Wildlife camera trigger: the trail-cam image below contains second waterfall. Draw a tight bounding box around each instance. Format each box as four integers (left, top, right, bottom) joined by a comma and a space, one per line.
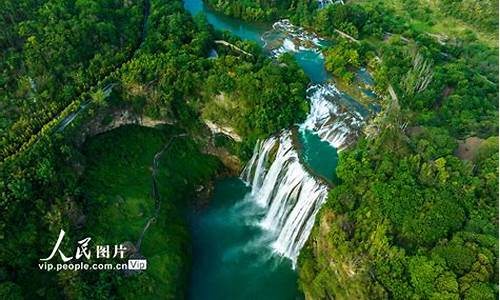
240, 82, 364, 265
241, 131, 328, 265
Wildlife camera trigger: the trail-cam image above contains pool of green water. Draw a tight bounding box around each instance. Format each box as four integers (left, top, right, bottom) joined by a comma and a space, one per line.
183, 0, 266, 44
188, 178, 303, 300
297, 129, 338, 183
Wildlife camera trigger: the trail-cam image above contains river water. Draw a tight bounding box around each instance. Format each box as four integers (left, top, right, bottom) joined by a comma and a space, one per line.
184, 0, 361, 299
189, 178, 302, 300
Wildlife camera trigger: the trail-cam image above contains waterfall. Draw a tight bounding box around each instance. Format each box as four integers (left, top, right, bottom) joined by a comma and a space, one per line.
240, 83, 367, 265
241, 131, 328, 265
241, 137, 278, 192
262, 19, 325, 57
301, 83, 364, 150
241, 19, 369, 269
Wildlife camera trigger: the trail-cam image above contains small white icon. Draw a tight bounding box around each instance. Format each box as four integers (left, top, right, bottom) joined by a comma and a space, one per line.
128, 259, 147, 270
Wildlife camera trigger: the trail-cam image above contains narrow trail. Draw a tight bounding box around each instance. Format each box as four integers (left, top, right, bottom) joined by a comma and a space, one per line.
214, 40, 254, 57
135, 133, 188, 251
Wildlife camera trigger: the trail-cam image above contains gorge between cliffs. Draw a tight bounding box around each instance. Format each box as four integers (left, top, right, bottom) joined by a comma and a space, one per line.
183, 0, 375, 299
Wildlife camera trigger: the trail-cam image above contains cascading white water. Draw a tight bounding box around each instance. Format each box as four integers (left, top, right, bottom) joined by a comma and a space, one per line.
261, 20, 365, 150
261, 19, 324, 57
241, 131, 328, 265
301, 83, 364, 150
241, 137, 278, 193
240, 83, 367, 265
240, 19, 370, 268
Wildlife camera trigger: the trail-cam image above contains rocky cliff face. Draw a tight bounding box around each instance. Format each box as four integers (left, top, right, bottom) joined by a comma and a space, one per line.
75, 107, 174, 146
204, 120, 242, 142
202, 144, 241, 176
201, 120, 242, 176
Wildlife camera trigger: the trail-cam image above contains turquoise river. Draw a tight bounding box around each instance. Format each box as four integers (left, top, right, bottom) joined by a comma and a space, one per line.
183, 0, 364, 299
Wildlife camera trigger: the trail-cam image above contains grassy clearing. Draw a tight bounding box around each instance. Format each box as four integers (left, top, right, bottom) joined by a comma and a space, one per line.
81, 125, 221, 299
354, 0, 498, 48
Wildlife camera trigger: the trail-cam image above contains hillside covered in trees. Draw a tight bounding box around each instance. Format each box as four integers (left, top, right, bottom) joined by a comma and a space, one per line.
202, 0, 498, 299
287, 1, 498, 299
0, 0, 498, 299
0, 0, 310, 298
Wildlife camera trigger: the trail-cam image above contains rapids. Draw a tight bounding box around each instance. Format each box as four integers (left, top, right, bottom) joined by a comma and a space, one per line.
183, 0, 373, 298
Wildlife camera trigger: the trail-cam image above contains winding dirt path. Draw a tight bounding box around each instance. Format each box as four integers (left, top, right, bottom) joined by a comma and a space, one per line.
135, 133, 188, 251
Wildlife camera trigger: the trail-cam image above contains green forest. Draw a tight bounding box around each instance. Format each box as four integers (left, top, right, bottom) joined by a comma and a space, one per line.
0, 0, 309, 297
274, 1, 497, 299
0, 0, 498, 299
205, 1, 498, 298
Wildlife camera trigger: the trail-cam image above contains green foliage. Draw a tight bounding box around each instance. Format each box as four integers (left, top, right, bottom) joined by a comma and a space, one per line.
193, 1, 499, 299
436, 0, 498, 33
315, 4, 366, 38
204, 0, 318, 23
324, 41, 361, 83
0, 0, 312, 297
299, 128, 498, 299
0, 133, 79, 299
0, 282, 23, 300
0, 0, 498, 299
331, 4, 499, 139
0, 0, 145, 160
73, 125, 221, 299
202, 52, 309, 139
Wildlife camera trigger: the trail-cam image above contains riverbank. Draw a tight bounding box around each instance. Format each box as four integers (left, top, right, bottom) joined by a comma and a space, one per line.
181, 1, 367, 299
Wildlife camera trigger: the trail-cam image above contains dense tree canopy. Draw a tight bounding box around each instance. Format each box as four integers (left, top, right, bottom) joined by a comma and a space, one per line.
0, 0, 497, 298
0, 0, 144, 161
204, 0, 318, 23
299, 129, 498, 299
0, 0, 310, 297
295, 2, 498, 300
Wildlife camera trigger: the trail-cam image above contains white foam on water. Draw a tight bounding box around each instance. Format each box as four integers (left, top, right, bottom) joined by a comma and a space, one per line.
301, 83, 364, 150
241, 132, 328, 266
262, 19, 326, 58
241, 20, 368, 268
